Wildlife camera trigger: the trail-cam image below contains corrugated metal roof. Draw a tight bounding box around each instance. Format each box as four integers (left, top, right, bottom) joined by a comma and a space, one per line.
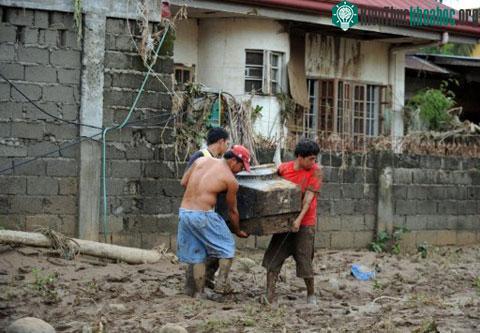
405, 55, 451, 74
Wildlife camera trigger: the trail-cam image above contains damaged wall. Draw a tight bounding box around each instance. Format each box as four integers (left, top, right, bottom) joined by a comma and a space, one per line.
305, 33, 389, 84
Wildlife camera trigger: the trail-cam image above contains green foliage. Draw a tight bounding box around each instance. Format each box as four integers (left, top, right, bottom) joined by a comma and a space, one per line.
251, 104, 263, 124
421, 43, 475, 57
369, 227, 409, 254
473, 276, 480, 294
373, 279, 385, 291
413, 320, 439, 333
406, 87, 455, 131
417, 242, 429, 259
369, 231, 390, 253
31, 268, 60, 304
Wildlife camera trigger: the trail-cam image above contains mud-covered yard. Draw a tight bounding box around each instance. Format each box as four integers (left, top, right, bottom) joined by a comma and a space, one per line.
1, 244, 479, 332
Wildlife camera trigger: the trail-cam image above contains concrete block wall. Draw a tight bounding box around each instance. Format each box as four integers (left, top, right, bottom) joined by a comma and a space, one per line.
0, 7, 81, 236
311, 153, 479, 249
102, 17, 176, 248
315, 153, 378, 249
390, 155, 480, 249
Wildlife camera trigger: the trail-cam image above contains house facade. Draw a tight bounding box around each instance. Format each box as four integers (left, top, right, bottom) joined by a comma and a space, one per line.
171, 0, 480, 148
0, 0, 479, 250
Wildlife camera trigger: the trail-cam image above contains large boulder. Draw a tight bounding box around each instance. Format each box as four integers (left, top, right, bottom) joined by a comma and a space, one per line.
6, 317, 55, 333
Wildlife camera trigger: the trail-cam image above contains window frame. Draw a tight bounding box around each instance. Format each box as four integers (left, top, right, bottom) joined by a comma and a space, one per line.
245, 49, 284, 95
305, 78, 387, 141
174, 64, 195, 90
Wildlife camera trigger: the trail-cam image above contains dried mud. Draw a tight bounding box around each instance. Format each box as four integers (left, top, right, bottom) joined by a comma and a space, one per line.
1, 245, 479, 332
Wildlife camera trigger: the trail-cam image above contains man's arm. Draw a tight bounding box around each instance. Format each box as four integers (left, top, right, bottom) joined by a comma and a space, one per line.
180, 160, 196, 187
291, 190, 315, 232
225, 178, 248, 238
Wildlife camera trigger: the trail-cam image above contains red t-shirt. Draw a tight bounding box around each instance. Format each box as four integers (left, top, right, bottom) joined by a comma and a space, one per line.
278, 161, 322, 227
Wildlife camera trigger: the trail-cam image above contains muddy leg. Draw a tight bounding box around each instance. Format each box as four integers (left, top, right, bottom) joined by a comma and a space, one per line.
184, 264, 196, 296
266, 271, 278, 303
304, 277, 316, 305
214, 258, 233, 294
192, 263, 206, 299
205, 257, 219, 289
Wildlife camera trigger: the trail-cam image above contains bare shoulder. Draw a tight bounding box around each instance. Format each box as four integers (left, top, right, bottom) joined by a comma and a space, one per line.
222, 166, 239, 189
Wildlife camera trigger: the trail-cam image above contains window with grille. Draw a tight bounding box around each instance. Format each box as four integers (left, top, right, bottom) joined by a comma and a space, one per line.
366, 85, 379, 136
245, 50, 284, 94
305, 78, 386, 141
319, 80, 334, 135
304, 79, 317, 138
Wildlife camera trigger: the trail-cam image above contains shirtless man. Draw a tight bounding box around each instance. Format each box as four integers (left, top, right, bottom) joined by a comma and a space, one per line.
177, 145, 251, 298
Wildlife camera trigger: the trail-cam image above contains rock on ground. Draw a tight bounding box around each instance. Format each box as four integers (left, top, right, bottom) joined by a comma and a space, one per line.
6, 317, 55, 333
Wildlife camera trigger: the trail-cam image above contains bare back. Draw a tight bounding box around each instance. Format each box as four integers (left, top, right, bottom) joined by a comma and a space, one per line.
181, 157, 237, 211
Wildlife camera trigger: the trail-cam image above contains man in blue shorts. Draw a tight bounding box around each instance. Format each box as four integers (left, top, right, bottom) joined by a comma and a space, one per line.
185, 127, 229, 291
177, 145, 251, 298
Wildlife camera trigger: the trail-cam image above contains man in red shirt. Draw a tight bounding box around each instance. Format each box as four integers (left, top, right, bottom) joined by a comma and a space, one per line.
262, 138, 322, 305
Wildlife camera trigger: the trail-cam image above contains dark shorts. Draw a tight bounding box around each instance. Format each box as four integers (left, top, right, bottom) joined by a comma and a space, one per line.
261, 226, 315, 278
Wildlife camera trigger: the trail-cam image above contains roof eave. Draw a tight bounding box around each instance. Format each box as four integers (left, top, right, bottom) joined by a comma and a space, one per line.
171, 0, 479, 44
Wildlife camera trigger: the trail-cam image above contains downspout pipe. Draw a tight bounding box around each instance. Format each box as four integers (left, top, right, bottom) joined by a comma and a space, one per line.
388, 32, 449, 152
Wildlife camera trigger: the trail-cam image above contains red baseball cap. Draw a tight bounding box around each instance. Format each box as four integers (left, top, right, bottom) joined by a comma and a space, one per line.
231, 145, 251, 172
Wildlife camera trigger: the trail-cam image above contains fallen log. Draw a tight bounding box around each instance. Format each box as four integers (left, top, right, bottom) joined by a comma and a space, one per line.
0, 230, 162, 264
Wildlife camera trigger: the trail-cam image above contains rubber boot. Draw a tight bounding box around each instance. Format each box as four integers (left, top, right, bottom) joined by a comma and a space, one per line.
184, 264, 195, 297
192, 263, 206, 299
205, 257, 219, 289
214, 258, 233, 294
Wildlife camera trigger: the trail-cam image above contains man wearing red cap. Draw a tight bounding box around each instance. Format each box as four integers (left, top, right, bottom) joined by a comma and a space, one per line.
177, 145, 251, 298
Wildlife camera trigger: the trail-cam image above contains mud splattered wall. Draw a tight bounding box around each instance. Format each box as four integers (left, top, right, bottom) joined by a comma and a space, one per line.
305, 33, 389, 84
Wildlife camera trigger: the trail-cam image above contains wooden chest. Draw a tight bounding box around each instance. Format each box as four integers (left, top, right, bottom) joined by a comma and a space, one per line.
217, 165, 301, 235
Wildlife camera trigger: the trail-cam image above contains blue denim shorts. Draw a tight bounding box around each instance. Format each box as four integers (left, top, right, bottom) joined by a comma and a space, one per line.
176, 208, 235, 264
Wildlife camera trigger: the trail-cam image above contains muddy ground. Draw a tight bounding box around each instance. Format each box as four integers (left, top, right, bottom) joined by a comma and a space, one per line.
0, 244, 479, 332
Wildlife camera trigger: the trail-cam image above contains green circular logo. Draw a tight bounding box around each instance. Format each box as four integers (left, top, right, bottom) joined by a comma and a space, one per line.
332, 1, 359, 31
